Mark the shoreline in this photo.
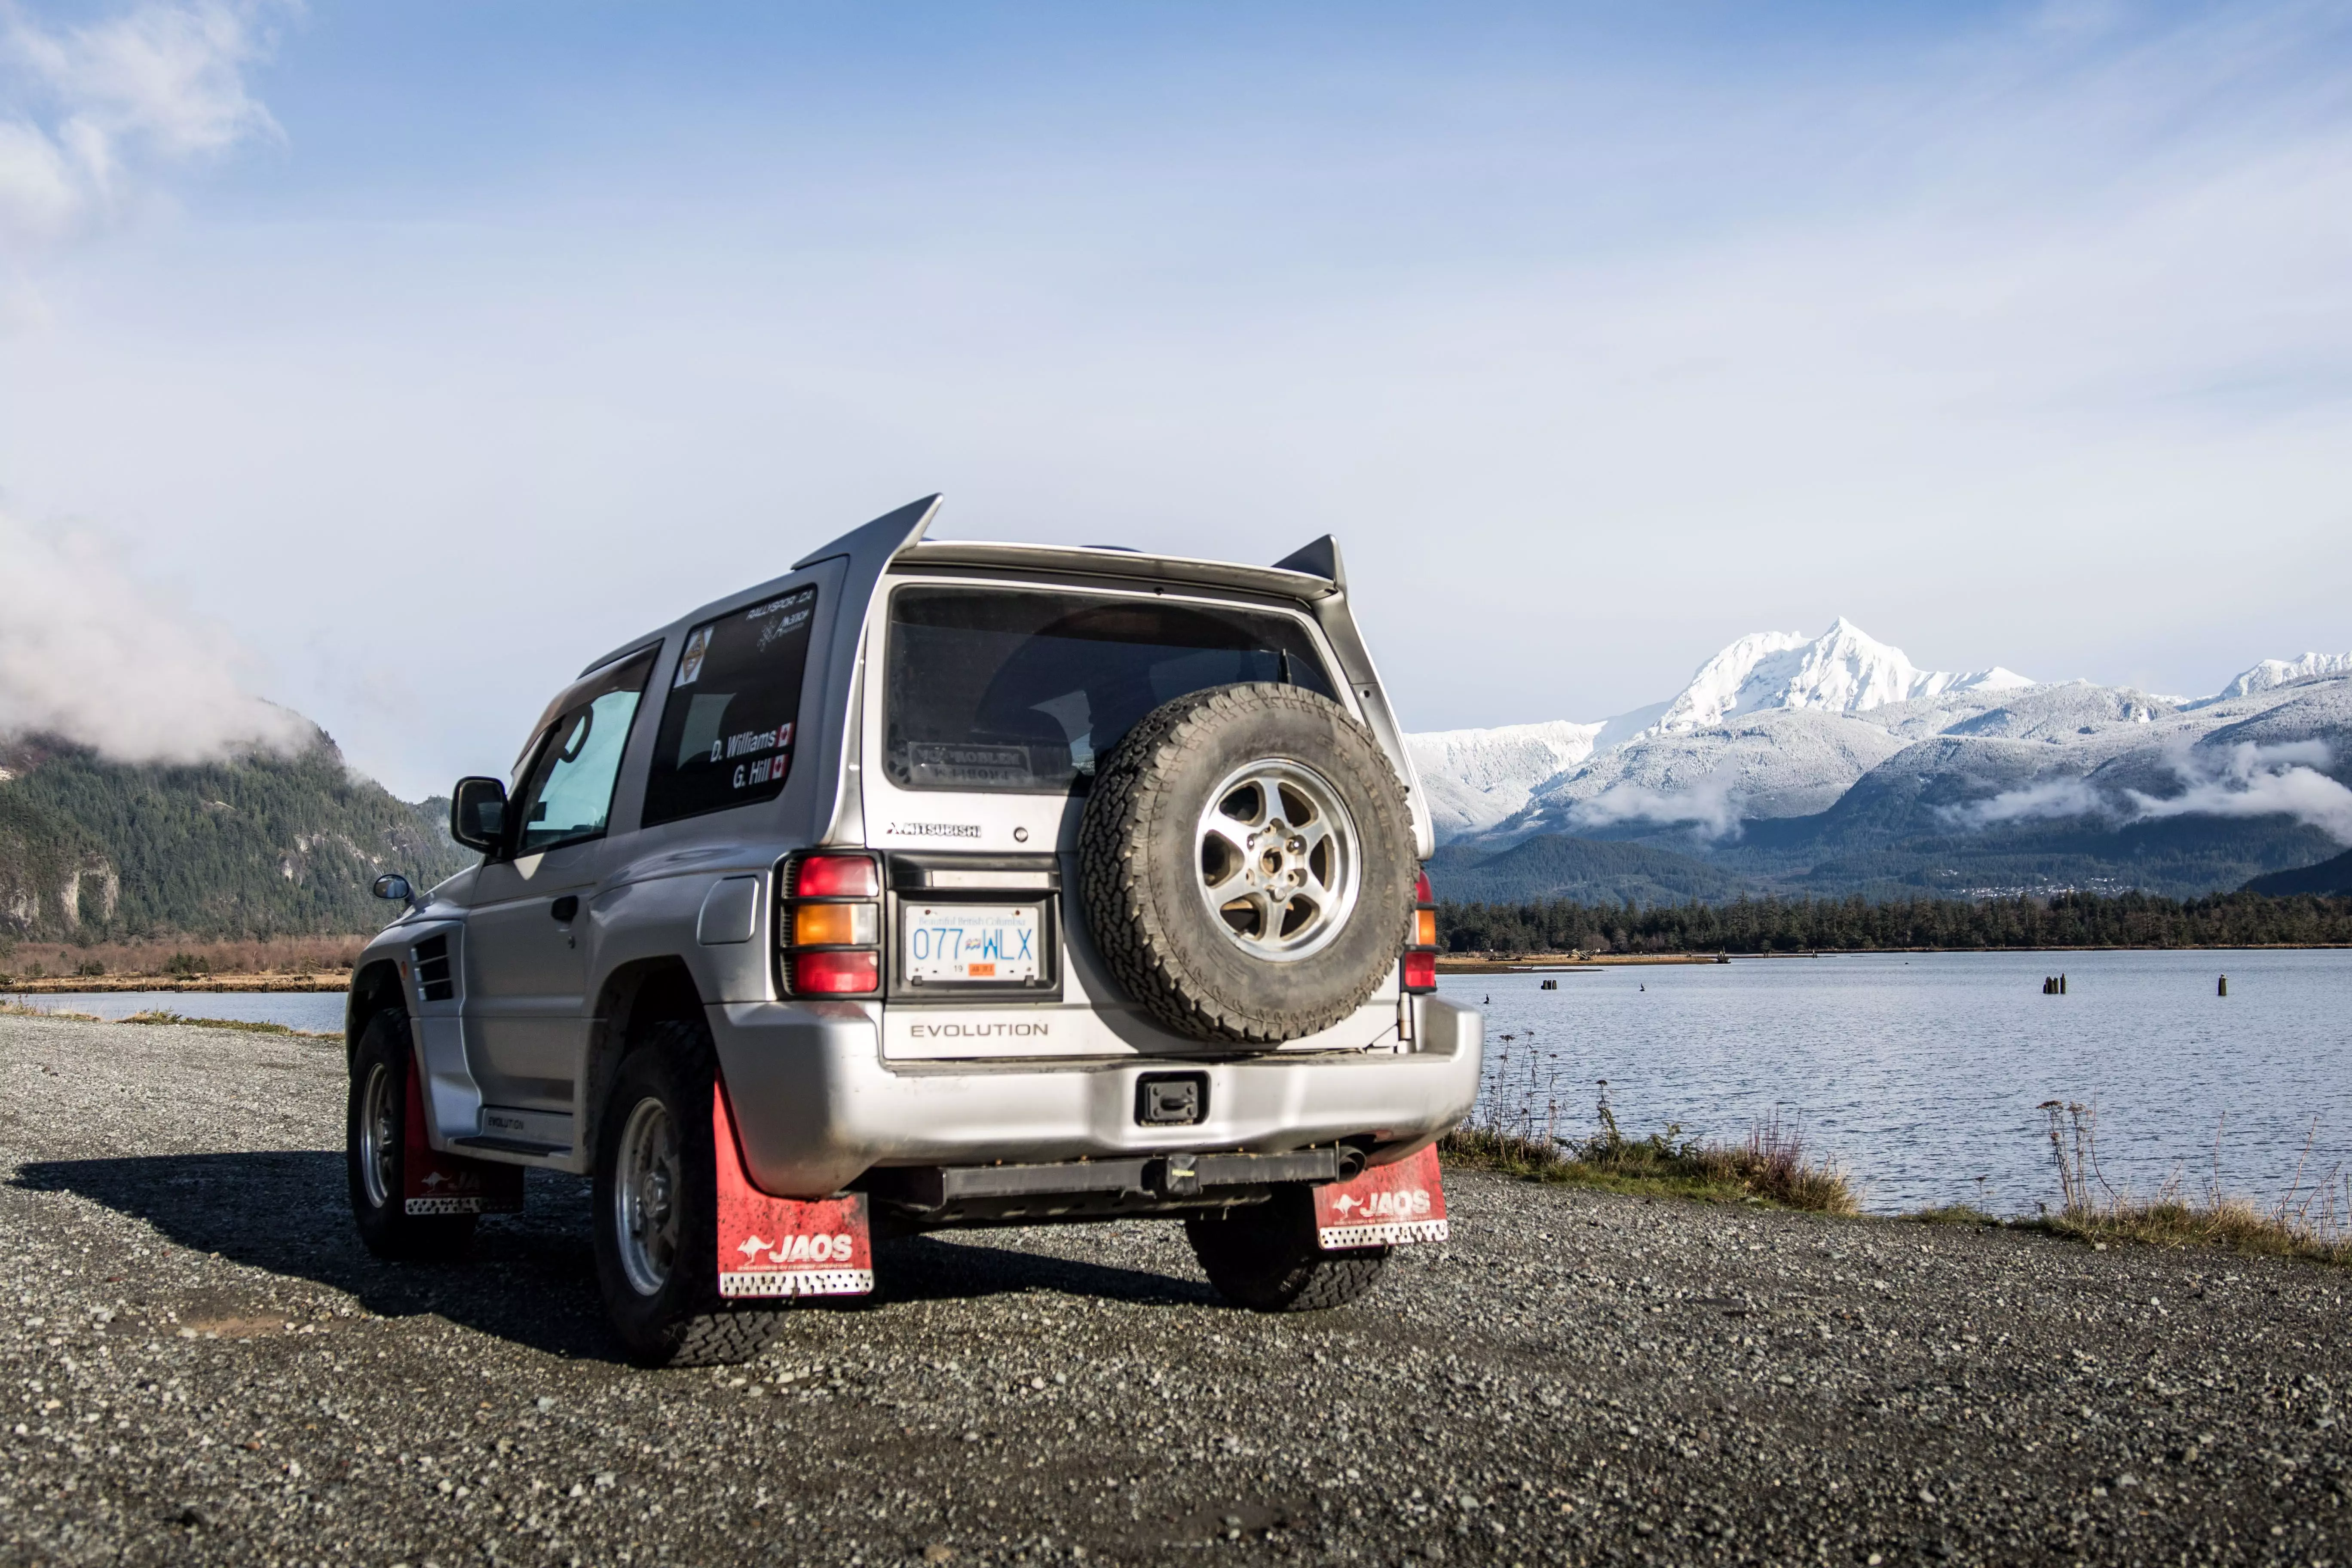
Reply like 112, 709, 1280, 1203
2, 973, 352, 994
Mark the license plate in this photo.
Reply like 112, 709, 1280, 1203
903, 904, 1042, 984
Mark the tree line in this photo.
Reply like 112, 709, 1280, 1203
1437, 890, 2352, 955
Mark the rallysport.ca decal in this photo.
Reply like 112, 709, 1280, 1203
1312, 1145, 1449, 1251
713, 1082, 874, 1299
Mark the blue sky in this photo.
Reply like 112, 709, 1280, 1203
3, 1, 2350, 796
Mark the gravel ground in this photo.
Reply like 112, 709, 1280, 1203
3, 1014, 2346, 1568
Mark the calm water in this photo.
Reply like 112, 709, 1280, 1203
1446, 949, 2352, 1216
15, 957, 2350, 1217
4, 990, 347, 1032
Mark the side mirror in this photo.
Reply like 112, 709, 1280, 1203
371, 873, 413, 904
451, 776, 509, 853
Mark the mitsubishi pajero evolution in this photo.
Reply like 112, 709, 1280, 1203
347, 497, 1482, 1365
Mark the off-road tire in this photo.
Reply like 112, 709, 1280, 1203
1185, 1187, 1390, 1312
591, 1018, 786, 1368
346, 1008, 477, 1262
1079, 683, 1416, 1044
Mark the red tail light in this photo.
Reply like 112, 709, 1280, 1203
779, 850, 883, 997
795, 852, 880, 898
1402, 864, 1438, 994
793, 949, 881, 995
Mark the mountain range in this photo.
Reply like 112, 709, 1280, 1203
1412, 622, 2352, 906
0, 730, 467, 944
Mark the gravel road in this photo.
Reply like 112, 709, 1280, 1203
3, 1014, 2346, 1568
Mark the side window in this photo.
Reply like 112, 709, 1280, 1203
642, 585, 820, 828
509, 652, 656, 856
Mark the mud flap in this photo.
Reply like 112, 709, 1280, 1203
713, 1084, 874, 1300
1312, 1145, 1449, 1250
402, 1066, 524, 1216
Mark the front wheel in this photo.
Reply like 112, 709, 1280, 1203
346, 1009, 476, 1261
591, 1020, 784, 1367
1185, 1186, 1389, 1312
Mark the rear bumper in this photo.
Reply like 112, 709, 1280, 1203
707, 995, 1484, 1199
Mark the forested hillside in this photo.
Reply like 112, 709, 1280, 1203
1437, 889, 2352, 955
0, 732, 467, 942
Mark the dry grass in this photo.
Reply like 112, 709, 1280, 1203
0, 935, 368, 982
117, 1009, 335, 1040
0, 999, 100, 1021
1443, 1105, 1859, 1214
2023, 1100, 2351, 1266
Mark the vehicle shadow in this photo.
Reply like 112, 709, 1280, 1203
13, 1152, 1218, 1357
870, 1232, 1218, 1311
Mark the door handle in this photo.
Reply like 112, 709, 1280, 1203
550, 895, 580, 923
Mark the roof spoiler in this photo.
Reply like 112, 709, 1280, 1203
1272, 535, 1344, 592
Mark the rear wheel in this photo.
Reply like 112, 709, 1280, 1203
1185, 1186, 1389, 1312
346, 1008, 476, 1261
591, 1018, 785, 1367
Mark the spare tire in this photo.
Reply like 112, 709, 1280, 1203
1079, 683, 1417, 1044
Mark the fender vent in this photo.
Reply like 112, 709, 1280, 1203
412, 934, 455, 1002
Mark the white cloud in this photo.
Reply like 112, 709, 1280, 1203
1942, 777, 2109, 830
2125, 740, 2352, 845
0, 508, 310, 761
0, 0, 285, 257
1565, 777, 1744, 842
1948, 741, 2352, 844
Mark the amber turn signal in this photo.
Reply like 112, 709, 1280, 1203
795, 902, 879, 947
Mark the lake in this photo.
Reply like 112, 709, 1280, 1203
5, 990, 349, 1032
1448, 949, 2352, 1215
18, 952, 2349, 1218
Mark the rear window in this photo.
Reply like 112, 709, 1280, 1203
885, 587, 1339, 793
643, 585, 820, 827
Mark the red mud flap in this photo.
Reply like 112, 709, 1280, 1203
1312, 1145, 1449, 1251
402, 1068, 524, 1216
713, 1085, 874, 1301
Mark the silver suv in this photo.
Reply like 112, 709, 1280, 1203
348, 497, 1482, 1364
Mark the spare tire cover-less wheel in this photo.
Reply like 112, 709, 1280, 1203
1080, 682, 1416, 1044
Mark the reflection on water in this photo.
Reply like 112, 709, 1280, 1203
1446, 949, 2352, 1215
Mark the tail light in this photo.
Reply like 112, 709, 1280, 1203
1402, 867, 1438, 994
779, 851, 882, 997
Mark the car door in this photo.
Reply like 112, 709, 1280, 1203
463, 651, 656, 1139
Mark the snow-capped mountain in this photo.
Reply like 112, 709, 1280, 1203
1409, 619, 2036, 841
1407, 624, 2352, 893
2205, 652, 2352, 704
1403, 720, 1602, 840
1648, 619, 2031, 735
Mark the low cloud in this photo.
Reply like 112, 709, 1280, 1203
1946, 741, 2352, 845
1565, 776, 1744, 842
1942, 776, 2109, 829
0, 0, 286, 258
0, 509, 310, 762
2125, 741, 2352, 844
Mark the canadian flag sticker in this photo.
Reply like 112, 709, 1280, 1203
1311, 1145, 1449, 1251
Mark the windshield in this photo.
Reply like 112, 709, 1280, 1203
884, 586, 1340, 793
